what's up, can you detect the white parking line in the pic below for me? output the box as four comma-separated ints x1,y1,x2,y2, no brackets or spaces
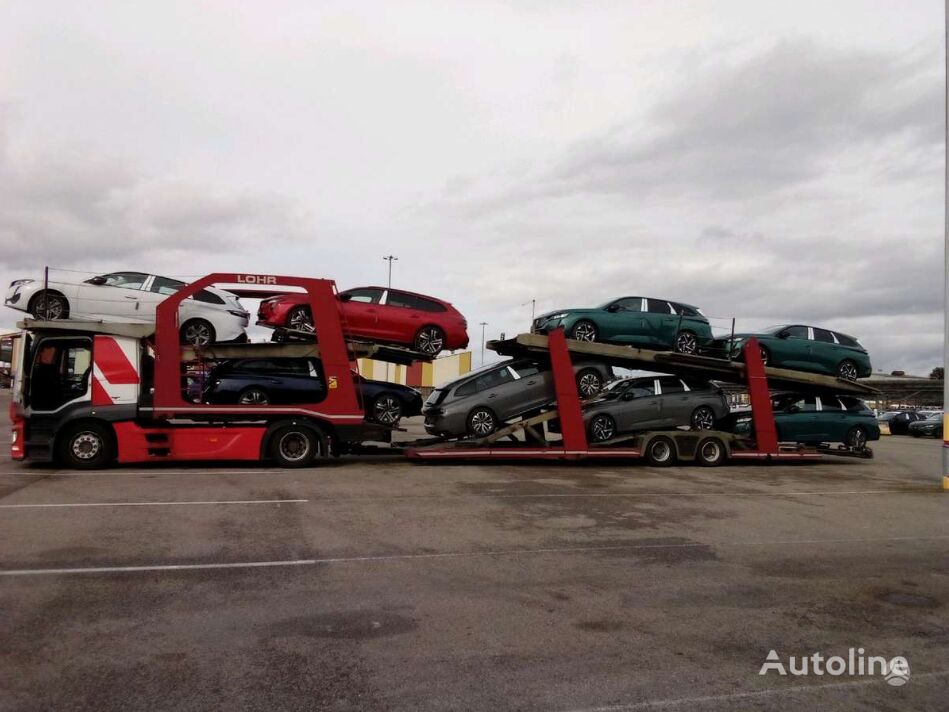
0,499,307,509
2,534,948,576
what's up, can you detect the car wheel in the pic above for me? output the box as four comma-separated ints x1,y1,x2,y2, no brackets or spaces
467,407,497,438
589,414,616,443
269,423,323,467
569,320,598,342
696,436,726,467
372,394,403,425
414,326,445,356
238,387,270,405
837,360,859,381
691,405,715,431
845,426,867,450
576,368,604,398
181,319,216,346
58,422,114,470
644,435,676,467
674,330,698,354
287,306,315,333
29,291,69,320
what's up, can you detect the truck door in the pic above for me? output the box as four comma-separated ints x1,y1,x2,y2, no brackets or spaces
28,337,92,411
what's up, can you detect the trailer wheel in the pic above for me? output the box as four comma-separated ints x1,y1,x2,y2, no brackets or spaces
467,407,497,438
269,423,323,467
696,437,726,467
58,422,114,470
644,435,676,467
845,426,867,450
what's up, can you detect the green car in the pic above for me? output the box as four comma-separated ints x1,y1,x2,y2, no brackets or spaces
714,325,872,380
734,394,880,448
531,297,714,354
909,415,943,438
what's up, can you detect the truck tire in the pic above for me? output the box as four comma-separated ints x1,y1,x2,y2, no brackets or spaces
644,435,676,467
58,422,115,470
269,423,324,467
696,436,726,467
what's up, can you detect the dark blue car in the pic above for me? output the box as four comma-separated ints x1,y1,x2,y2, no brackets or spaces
204,358,423,425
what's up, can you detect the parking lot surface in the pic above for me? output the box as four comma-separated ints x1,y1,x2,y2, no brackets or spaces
1,395,947,710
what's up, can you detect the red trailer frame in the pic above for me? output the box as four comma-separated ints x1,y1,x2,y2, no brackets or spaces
405,331,824,463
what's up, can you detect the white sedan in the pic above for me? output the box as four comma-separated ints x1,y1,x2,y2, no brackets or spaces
4,271,249,345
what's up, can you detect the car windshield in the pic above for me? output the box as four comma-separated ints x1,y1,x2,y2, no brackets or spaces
761,325,789,334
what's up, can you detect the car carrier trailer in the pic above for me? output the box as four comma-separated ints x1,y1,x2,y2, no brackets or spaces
9,271,878,469
9,273,433,469
404,330,878,465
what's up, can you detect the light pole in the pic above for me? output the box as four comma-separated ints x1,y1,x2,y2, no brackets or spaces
383,255,398,289
943,0,948,489
479,322,488,366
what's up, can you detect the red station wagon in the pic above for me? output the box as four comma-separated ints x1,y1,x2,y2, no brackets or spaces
257,286,469,356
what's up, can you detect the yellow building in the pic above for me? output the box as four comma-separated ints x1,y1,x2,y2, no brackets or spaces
357,351,472,391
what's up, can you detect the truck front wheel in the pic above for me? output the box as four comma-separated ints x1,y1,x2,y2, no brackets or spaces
58,422,115,469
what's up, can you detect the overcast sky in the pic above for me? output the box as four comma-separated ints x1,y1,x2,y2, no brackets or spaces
0,0,943,374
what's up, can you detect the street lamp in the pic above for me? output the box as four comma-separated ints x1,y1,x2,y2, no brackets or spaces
383,255,398,289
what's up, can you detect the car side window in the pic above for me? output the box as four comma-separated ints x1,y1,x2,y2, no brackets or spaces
511,363,540,378
454,380,478,397
150,276,186,296
646,299,672,314
784,326,808,339
658,377,683,394
613,298,642,312
834,332,860,347
475,367,514,392
387,291,446,312
627,385,654,398
820,397,841,411
101,272,148,290
194,289,225,305
813,328,836,344
343,288,383,304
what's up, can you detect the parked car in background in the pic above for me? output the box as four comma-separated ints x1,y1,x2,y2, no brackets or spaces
714,325,871,380
423,359,613,438
877,410,928,435
735,394,880,448
203,358,422,425
5,272,249,345
257,286,469,356
550,375,730,442
909,413,943,438
531,297,713,354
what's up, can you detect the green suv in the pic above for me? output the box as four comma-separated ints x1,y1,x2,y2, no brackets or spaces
531,297,714,354
714,325,872,380
734,394,880,448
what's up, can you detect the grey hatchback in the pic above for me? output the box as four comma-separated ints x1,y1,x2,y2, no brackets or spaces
569,375,730,442
423,358,613,438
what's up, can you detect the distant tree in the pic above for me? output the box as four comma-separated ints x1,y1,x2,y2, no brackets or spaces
930,367,944,380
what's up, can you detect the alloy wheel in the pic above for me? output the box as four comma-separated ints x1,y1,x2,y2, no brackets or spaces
416,327,444,355
239,389,270,405
288,307,315,333
577,371,602,398
590,415,615,442
469,409,495,437
571,321,597,342
847,427,867,449
675,331,697,354
32,294,66,320
759,346,769,365
692,406,715,431
838,361,858,381
183,322,213,346
373,395,403,425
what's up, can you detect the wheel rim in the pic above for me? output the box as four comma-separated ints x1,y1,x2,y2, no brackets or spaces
578,372,601,397
184,322,212,346
651,440,672,462
416,328,444,355
278,431,311,462
374,396,402,424
759,347,769,365
591,416,614,442
239,390,269,405
692,407,714,430
35,295,65,319
289,308,314,333
838,361,858,381
572,322,597,342
71,432,102,460
675,331,697,354
849,428,866,449
470,410,494,436
700,440,721,462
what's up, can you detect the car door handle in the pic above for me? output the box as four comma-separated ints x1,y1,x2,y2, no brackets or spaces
124,295,138,299
526,380,537,385
488,393,497,398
